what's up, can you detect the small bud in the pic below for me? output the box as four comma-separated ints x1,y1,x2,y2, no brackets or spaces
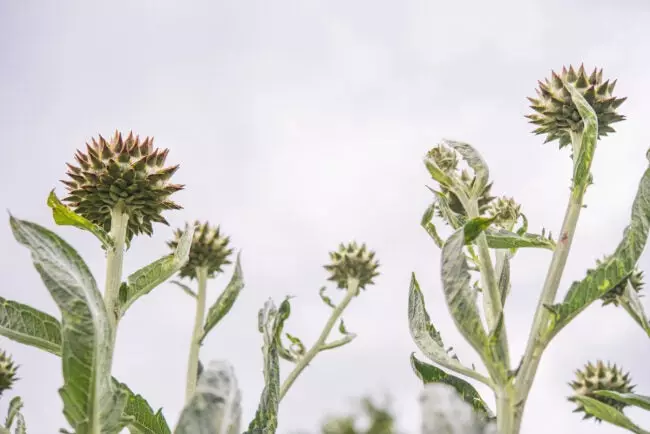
0,350,18,396
323,242,380,291
425,144,459,174
487,196,522,229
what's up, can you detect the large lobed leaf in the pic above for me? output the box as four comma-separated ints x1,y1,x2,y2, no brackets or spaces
174,361,242,434
547,156,650,339
0,296,170,433
118,225,195,319
10,215,128,433
243,299,285,434
200,252,244,344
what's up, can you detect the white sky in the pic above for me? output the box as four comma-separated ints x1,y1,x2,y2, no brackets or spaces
1,1,650,433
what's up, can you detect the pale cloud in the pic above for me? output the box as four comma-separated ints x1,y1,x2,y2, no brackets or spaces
1,1,650,433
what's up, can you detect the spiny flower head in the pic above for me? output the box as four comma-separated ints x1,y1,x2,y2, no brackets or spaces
168,221,233,280
61,131,183,242
0,350,18,396
324,242,380,291
526,64,626,148
569,360,634,421
426,144,459,174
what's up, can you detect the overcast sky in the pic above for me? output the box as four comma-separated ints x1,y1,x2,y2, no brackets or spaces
2,1,650,433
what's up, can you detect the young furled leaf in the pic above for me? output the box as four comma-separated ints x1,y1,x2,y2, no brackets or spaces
200,253,244,344
118,225,195,319
318,287,336,309
10,216,129,433
170,281,198,299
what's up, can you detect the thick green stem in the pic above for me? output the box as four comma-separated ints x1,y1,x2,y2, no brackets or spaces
514,132,588,431
279,278,359,401
496,385,516,434
104,202,129,333
185,266,208,402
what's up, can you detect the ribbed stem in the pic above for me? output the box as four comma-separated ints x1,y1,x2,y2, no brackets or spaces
279,278,359,401
185,267,208,402
104,202,129,334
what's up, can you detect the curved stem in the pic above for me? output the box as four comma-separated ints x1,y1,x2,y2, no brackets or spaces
104,202,129,333
279,278,359,401
185,267,208,402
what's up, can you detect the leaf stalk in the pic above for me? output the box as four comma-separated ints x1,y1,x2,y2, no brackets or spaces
185,266,208,402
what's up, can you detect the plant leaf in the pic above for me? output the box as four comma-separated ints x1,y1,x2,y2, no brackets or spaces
571,396,648,434
118,226,195,318
169,281,197,299
407,273,491,386
411,354,494,419
0,296,62,356
10,215,128,433
593,391,650,412
495,251,511,306
200,253,244,344
117,383,171,434
47,190,113,249
563,82,598,190
243,299,283,434
483,227,555,250
440,229,488,356
547,159,650,338
174,361,242,434
421,203,444,248
442,139,490,197
463,216,496,244
318,287,336,309
4,396,24,429
619,281,650,337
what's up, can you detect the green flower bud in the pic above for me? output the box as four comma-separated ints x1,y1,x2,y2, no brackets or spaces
0,350,18,397
324,242,380,291
168,221,233,280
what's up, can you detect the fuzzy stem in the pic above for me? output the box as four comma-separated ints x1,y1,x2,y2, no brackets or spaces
513,132,588,431
279,278,359,401
185,266,208,402
104,202,129,333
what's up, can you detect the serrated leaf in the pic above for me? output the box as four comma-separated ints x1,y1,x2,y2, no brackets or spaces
593,391,650,412
119,383,171,434
174,361,242,434
10,215,128,433
170,281,197,299
244,300,283,434
0,296,62,356
407,273,491,386
442,139,490,197
200,253,244,344
548,160,650,338
483,228,555,250
563,82,598,190
440,229,488,356
118,226,195,319
410,354,493,419
571,396,648,434
318,287,336,309
47,190,113,249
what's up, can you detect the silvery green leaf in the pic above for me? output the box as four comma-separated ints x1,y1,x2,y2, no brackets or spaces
563,82,598,190
547,159,650,339
422,202,444,248
442,140,490,198
571,396,648,434
423,158,455,189
619,281,650,337
118,225,195,318
419,383,495,434
9,216,128,433
170,281,197,299
244,299,282,434
410,354,493,419
593,391,650,412
407,273,491,386
13,414,25,434
174,361,242,434
47,190,113,249
0,296,62,356
495,251,511,306
483,228,555,251
440,229,488,356
318,287,336,309
200,253,244,344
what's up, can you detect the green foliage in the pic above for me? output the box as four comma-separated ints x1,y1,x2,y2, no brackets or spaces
321,396,397,434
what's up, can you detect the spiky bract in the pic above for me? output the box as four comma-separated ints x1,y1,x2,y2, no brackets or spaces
324,242,380,291
569,361,634,421
169,221,233,280
61,131,183,242
0,350,18,396
526,64,626,148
